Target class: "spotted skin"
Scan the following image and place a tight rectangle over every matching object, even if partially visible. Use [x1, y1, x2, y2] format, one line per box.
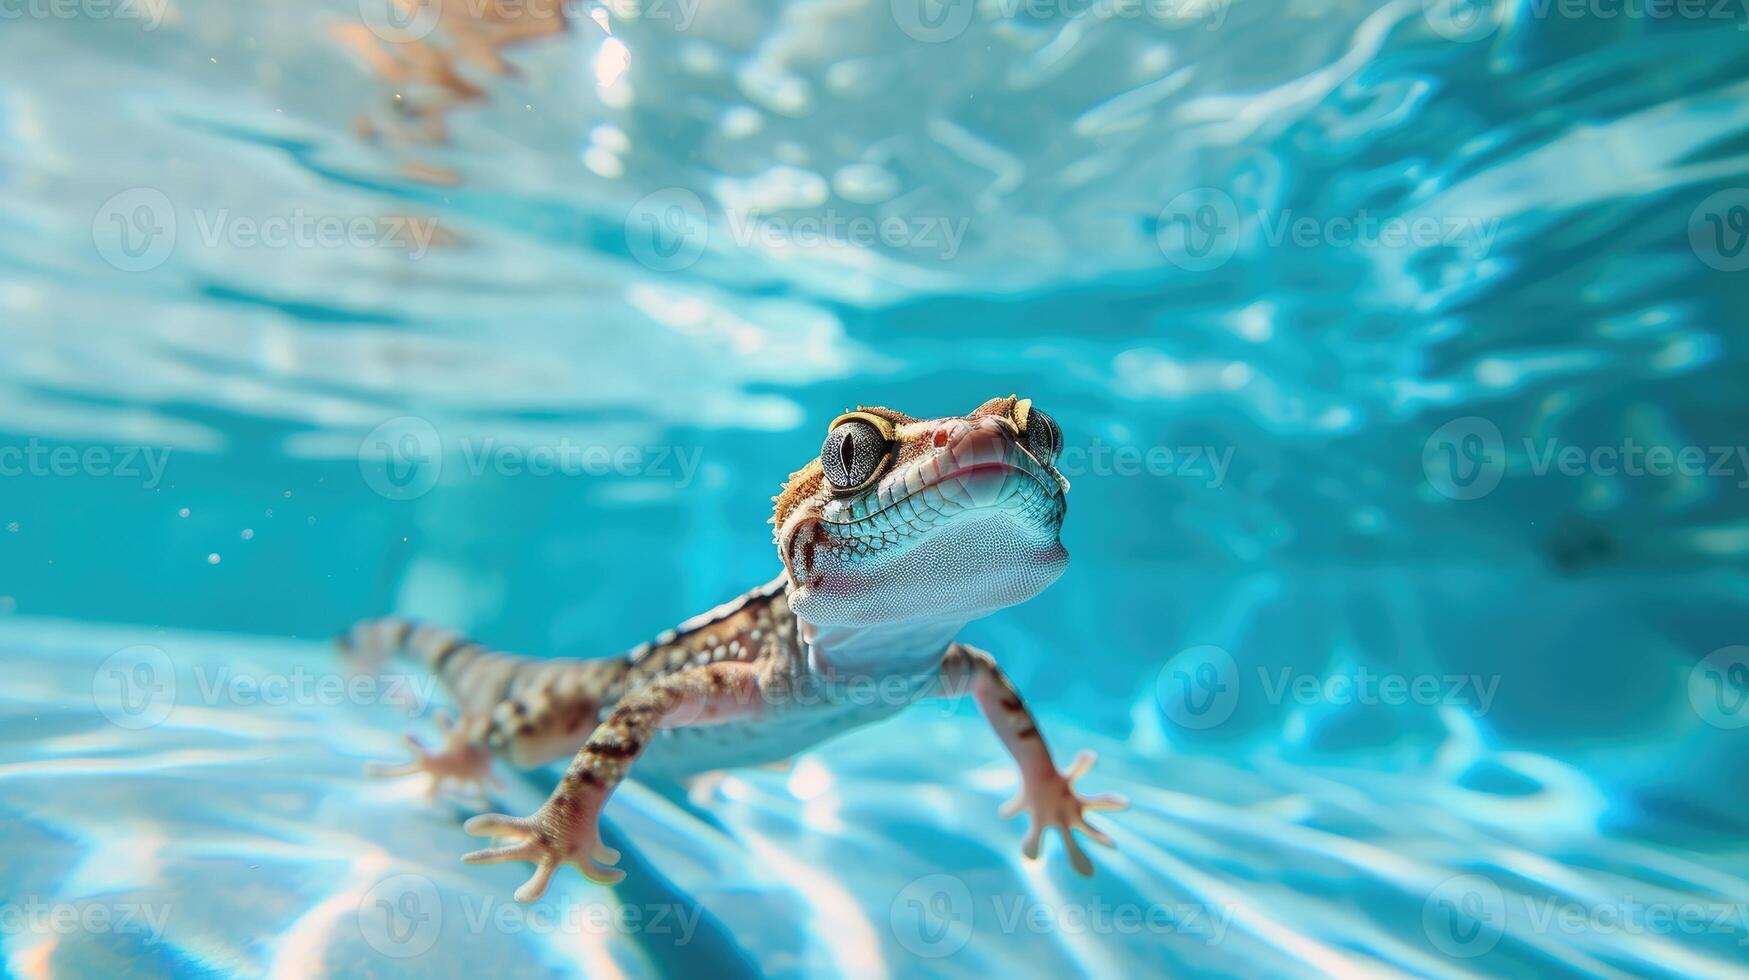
[342, 395, 1123, 901]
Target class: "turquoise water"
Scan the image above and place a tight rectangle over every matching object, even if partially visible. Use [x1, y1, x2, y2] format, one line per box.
[4, 1, 1749, 976]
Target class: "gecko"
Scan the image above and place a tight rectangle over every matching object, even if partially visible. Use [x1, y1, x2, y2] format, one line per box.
[340, 395, 1125, 902]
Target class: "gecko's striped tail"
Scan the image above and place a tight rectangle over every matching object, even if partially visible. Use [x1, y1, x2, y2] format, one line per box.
[341, 615, 633, 705]
[339, 616, 634, 767]
[339, 617, 486, 675]
[336, 617, 532, 713]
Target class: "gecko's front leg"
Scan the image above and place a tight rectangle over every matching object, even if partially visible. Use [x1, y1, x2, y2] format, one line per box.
[940, 643, 1126, 875]
[462, 660, 764, 902]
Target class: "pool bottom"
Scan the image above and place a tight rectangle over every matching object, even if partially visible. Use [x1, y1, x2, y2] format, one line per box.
[1, 617, 1745, 979]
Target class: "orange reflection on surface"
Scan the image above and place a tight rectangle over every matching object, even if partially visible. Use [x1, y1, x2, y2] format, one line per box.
[332, 0, 573, 177]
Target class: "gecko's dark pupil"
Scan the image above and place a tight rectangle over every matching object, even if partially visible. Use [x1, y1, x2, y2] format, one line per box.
[838, 432, 856, 473]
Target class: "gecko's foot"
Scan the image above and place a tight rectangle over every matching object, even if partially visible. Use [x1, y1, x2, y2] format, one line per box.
[462, 794, 622, 902]
[1000, 749, 1127, 876]
[366, 711, 500, 800]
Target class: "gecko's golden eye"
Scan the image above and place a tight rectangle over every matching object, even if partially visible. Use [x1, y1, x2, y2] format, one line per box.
[1024, 408, 1062, 465]
[821, 416, 890, 492]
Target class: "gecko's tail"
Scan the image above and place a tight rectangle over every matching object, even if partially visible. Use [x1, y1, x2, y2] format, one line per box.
[338, 617, 631, 767]
[337, 617, 479, 674]
[335, 617, 533, 713]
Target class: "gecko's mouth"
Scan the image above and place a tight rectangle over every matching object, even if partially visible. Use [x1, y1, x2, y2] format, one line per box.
[823, 460, 1053, 528]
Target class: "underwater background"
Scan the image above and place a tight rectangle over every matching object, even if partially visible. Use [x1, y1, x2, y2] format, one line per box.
[3, 0, 1749, 976]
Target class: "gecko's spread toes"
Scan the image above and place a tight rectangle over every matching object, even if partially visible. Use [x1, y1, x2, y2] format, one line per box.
[462, 801, 621, 902]
[1000, 749, 1127, 877]
[367, 711, 500, 800]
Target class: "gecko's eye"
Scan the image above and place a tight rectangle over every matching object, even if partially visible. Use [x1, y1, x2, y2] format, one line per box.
[821, 418, 889, 491]
[1024, 408, 1062, 465]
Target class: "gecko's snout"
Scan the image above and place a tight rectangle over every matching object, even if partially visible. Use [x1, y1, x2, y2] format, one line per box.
[928, 416, 1039, 509]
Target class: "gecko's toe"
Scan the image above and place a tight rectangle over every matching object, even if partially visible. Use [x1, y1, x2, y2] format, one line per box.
[1081, 792, 1127, 813]
[1062, 832, 1094, 876]
[462, 812, 531, 839]
[1063, 750, 1097, 783]
[462, 842, 533, 865]
[581, 841, 625, 884]
[580, 862, 626, 886]
[514, 858, 559, 903]
[1074, 816, 1115, 849]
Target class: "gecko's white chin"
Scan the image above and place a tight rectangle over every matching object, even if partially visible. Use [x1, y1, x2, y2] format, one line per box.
[787, 513, 1068, 628]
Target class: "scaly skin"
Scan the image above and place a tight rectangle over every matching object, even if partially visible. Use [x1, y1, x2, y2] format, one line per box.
[340, 395, 1125, 901]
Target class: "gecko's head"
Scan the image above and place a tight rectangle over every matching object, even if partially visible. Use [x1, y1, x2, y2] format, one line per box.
[773, 395, 1069, 627]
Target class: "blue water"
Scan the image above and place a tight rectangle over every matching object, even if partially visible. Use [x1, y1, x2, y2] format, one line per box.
[3, 1, 1749, 977]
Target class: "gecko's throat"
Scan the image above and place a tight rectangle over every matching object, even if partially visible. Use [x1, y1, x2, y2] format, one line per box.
[783, 420, 1068, 627]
